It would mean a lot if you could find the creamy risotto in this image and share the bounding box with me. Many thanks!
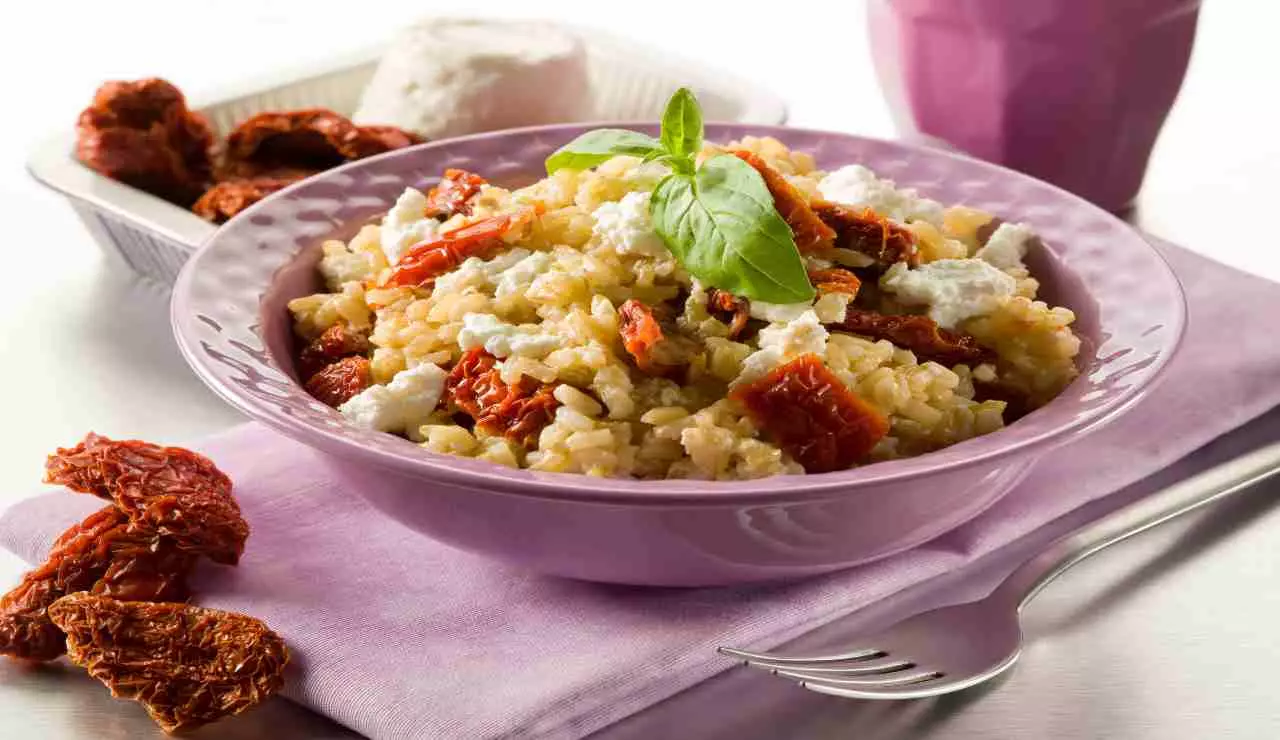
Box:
[289,119,1080,480]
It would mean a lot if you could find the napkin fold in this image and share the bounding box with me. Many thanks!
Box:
[3,238,1279,740]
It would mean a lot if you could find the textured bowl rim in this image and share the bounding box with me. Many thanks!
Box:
[172,121,1187,506]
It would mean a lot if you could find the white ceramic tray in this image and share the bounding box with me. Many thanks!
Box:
[26,28,788,288]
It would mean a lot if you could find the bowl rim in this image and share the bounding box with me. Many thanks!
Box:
[172,121,1188,506]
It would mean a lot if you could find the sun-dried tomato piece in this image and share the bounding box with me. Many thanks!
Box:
[76,78,214,206]
[346,125,425,159]
[92,534,194,604]
[304,356,372,407]
[732,150,835,253]
[706,288,750,340]
[813,201,918,267]
[835,308,992,366]
[618,299,700,376]
[384,213,516,288]
[445,348,502,419]
[44,435,248,566]
[731,354,888,473]
[0,507,126,661]
[297,324,372,380]
[444,349,560,448]
[0,507,194,662]
[424,168,487,219]
[192,173,308,223]
[48,593,288,734]
[221,109,359,178]
[486,382,560,448]
[808,267,862,297]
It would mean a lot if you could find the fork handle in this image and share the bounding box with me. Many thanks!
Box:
[992,440,1280,611]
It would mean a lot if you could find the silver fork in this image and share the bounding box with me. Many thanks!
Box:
[719,440,1280,700]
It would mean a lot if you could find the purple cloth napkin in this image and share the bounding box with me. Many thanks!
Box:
[3,238,1279,740]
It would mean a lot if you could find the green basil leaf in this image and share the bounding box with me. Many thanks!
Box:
[651,154,815,304]
[545,129,665,173]
[660,87,703,167]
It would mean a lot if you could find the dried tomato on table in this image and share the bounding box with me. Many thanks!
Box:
[731,354,889,473]
[445,348,560,448]
[731,150,835,253]
[424,168,488,219]
[220,109,361,177]
[346,124,425,159]
[75,78,215,206]
[304,356,372,408]
[618,299,700,377]
[0,507,128,661]
[44,434,248,565]
[0,505,195,662]
[192,174,306,223]
[813,201,919,267]
[834,308,992,367]
[48,593,289,735]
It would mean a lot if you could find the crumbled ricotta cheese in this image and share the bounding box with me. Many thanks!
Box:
[457,313,559,358]
[748,294,852,326]
[759,310,829,357]
[592,191,668,258]
[975,222,1034,271]
[380,188,441,265]
[748,300,811,323]
[736,310,829,384]
[817,164,945,227]
[339,362,447,434]
[433,248,533,295]
[353,19,590,140]
[881,259,1016,329]
[495,251,553,300]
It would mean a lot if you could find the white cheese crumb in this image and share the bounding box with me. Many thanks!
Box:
[433,248,532,295]
[748,301,811,323]
[457,313,559,359]
[881,259,1016,329]
[975,222,1034,271]
[339,362,447,434]
[353,19,590,140]
[817,164,944,227]
[748,294,852,327]
[736,310,829,384]
[495,251,553,300]
[592,191,669,258]
[380,188,441,265]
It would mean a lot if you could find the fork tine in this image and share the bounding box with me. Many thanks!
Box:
[746,658,916,677]
[717,646,884,664]
[776,668,943,688]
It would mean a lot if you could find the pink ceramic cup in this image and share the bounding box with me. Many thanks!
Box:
[868,0,1200,211]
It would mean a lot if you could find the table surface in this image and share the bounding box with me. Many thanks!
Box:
[1,1,1278,737]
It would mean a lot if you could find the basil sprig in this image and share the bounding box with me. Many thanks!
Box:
[658,88,702,175]
[545,89,815,303]
[544,129,665,173]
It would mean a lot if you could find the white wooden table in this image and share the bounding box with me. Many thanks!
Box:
[0,2,1276,737]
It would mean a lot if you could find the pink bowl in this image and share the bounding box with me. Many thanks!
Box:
[171,123,1185,586]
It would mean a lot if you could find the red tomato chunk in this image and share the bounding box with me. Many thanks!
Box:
[730,354,888,473]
